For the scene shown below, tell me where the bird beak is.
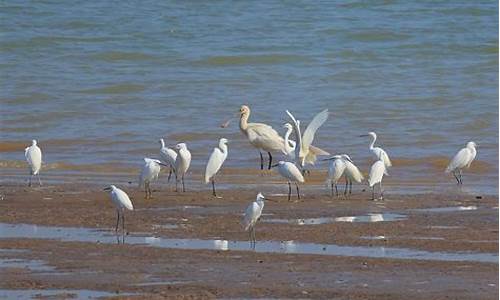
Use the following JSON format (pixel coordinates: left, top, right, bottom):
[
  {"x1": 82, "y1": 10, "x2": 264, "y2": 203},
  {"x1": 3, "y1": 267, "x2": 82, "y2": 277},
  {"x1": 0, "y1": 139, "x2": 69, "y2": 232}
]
[
  {"x1": 103, "y1": 187, "x2": 111, "y2": 191},
  {"x1": 265, "y1": 197, "x2": 277, "y2": 202},
  {"x1": 359, "y1": 134, "x2": 368, "y2": 137},
  {"x1": 159, "y1": 163, "x2": 169, "y2": 167},
  {"x1": 321, "y1": 157, "x2": 335, "y2": 161},
  {"x1": 271, "y1": 163, "x2": 279, "y2": 168}
]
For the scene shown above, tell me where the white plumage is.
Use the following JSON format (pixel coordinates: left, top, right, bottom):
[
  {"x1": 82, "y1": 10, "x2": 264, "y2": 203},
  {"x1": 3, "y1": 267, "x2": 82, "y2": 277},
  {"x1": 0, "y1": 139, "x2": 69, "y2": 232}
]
[
  {"x1": 361, "y1": 132, "x2": 392, "y2": 168},
  {"x1": 239, "y1": 105, "x2": 287, "y2": 170},
  {"x1": 104, "y1": 185, "x2": 133, "y2": 236},
  {"x1": 323, "y1": 155, "x2": 347, "y2": 197},
  {"x1": 139, "y1": 158, "x2": 162, "y2": 199},
  {"x1": 283, "y1": 123, "x2": 330, "y2": 167},
  {"x1": 285, "y1": 110, "x2": 330, "y2": 169},
  {"x1": 175, "y1": 142, "x2": 191, "y2": 192},
  {"x1": 159, "y1": 138, "x2": 177, "y2": 182},
  {"x1": 275, "y1": 161, "x2": 305, "y2": 201},
  {"x1": 204, "y1": 138, "x2": 229, "y2": 197},
  {"x1": 342, "y1": 154, "x2": 364, "y2": 196},
  {"x1": 25, "y1": 139, "x2": 42, "y2": 187},
  {"x1": 368, "y1": 159, "x2": 387, "y2": 200},
  {"x1": 242, "y1": 193, "x2": 266, "y2": 245},
  {"x1": 445, "y1": 141, "x2": 477, "y2": 184}
]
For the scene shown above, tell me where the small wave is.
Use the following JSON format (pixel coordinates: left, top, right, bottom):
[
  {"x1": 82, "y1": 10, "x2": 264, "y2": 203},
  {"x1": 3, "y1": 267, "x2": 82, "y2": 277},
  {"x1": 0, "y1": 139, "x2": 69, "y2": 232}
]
[
  {"x1": 2, "y1": 93, "x2": 51, "y2": 105},
  {"x1": 0, "y1": 160, "x2": 136, "y2": 173},
  {"x1": 90, "y1": 51, "x2": 158, "y2": 62},
  {"x1": 78, "y1": 83, "x2": 147, "y2": 94},
  {"x1": 347, "y1": 30, "x2": 411, "y2": 42},
  {"x1": 195, "y1": 54, "x2": 310, "y2": 66}
]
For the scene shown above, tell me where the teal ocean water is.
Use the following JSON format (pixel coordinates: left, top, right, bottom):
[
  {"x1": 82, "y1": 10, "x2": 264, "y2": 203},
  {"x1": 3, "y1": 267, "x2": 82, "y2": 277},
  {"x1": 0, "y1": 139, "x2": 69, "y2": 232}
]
[{"x1": 0, "y1": 1, "x2": 498, "y2": 194}]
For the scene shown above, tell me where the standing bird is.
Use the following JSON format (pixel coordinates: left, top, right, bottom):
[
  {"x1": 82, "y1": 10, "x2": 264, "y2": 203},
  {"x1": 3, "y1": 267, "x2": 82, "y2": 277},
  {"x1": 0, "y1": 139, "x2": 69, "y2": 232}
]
[
  {"x1": 273, "y1": 161, "x2": 305, "y2": 201},
  {"x1": 139, "y1": 158, "x2": 164, "y2": 199},
  {"x1": 285, "y1": 110, "x2": 330, "y2": 171},
  {"x1": 342, "y1": 154, "x2": 364, "y2": 196},
  {"x1": 239, "y1": 105, "x2": 287, "y2": 170},
  {"x1": 25, "y1": 139, "x2": 42, "y2": 187},
  {"x1": 322, "y1": 155, "x2": 347, "y2": 197},
  {"x1": 103, "y1": 185, "x2": 134, "y2": 241},
  {"x1": 445, "y1": 141, "x2": 477, "y2": 185},
  {"x1": 368, "y1": 158, "x2": 387, "y2": 200},
  {"x1": 242, "y1": 192, "x2": 266, "y2": 247},
  {"x1": 204, "y1": 138, "x2": 229, "y2": 197},
  {"x1": 174, "y1": 143, "x2": 191, "y2": 192},
  {"x1": 159, "y1": 139, "x2": 177, "y2": 183},
  {"x1": 360, "y1": 132, "x2": 392, "y2": 168}
]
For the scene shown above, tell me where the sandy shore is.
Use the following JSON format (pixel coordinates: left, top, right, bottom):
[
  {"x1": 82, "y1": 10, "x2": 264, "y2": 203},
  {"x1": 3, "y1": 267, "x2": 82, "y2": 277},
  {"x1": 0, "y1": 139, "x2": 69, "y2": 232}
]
[{"x1": 0, "y1": 183, "x2": 498, "y2": 299}]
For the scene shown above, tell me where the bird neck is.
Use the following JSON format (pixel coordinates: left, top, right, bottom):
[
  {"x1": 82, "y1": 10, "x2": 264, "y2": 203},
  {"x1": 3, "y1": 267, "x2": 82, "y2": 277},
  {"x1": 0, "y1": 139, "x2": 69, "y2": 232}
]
[
  {"x1": 369, "y1": 135, "x2": 376, "y2": 150},
  {"x1": 239, "y1": 112, "x2": 249, "y2": 131},
  {"x1": 219, "y1": 142, "x2": 228, "y2": 154},
  {"x1": 284, "y1": 128, "x2": 294, "y2": 151}
]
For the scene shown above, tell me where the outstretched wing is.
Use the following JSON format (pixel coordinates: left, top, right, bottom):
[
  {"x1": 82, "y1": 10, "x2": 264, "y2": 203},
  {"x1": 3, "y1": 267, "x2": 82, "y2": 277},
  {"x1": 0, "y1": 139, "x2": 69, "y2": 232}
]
[
  {"x1": 309, "y1": 145, "x2": 330, "y2": 156},
  {"x1": 302, "y1": 109, "x2": 328, "y2": 150},
  {"x1": 286, "y1": 110, "x2": 302, "y2": 164}
]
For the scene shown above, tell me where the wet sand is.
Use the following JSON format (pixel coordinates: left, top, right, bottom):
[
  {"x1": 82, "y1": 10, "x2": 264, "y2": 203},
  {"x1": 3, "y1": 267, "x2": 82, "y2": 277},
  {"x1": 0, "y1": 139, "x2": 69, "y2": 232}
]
[{"x1": 0, "y1": 183, "x2": 498, "y2": 299}]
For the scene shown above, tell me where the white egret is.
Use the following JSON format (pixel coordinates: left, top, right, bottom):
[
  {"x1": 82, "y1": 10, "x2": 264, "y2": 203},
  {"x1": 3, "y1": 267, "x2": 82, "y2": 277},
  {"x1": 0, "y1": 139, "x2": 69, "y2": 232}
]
[
  {"x1": 175, "y1": 143, "x2": 191, "y2": 192},
  {"x1": 368, "y1": 158, "x2": 387, "y2": 200},
  {"x1": 322, "y1": 155, "x2": 347, "y2": 197},
  {"x1": 159, "y1": 139, "x2": 177, "y2": 183},
  {"x1": 242, "y1": 192, "x2": 266, "y2": 246},
  {"x1": 360, "y1": 132, "x2": 392, "y2": 168},
  {"x1": 285, "y1": 110, "x2": 330, "y2": 171},
  {"x1": 139, "y1": 158, "x2": 165, "y2": 199},
  {"x1": 103, "y1": 185, "x2": 134, "y2": 239},
  {"x1": 239, "y1": 105, "x2": 287, "y2": 170},
  {"x1": 342, "y1": 154, "x2": 364, "y2": 196},
  {"x1": 272, "y1": 161, "x2": 305, "y2": 201},
  {"x1": 25, "y1": 139, "x2": 42, "y2": 187},
  {"x1": 445, "y1": 141, "x2": 477, "y2": 184},
  {"x1": 204, "y1": 138, "x2": 229, "y2": 197}
]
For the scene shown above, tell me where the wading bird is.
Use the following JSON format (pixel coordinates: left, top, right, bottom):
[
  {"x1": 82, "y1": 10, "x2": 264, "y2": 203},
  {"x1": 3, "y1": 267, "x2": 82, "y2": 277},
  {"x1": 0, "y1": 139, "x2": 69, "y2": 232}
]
[
  {"x1": 239, "y1": 105, "x2": 287, "y2": 170},
  {"x1": 175, "y1": 143, "x2": 191, "y2": 192},
  {"x1": 322, "y1": 155, "x2": 347, "y2": 197},
  {"x1": 273, "y1": 161, "x2": 305, "y2": 201},
  {"x1": 159, "y1": 139, "x2": 177, "y2": 183},
  {"x1": 139, "y1": 158, "x2": 164, "y2": 199},
  {"x1": 285, "y1": 110, "x2": 330, "y2": 172},
  {"x1": 204, "y1": 138, "x2": 229, "y2": 197},
  {"x1": 360, "y1": 132, "x2": 392, "y2": 168},
  {"x1": 368, "y1": 158, "x2": 387, "y2": 200},
  {"x1": 103, "y1": 185, "x2": 134, "y2": 241},
  {"x1": 445, "y1": 141, "x2": 477, "y2": 185},
  {"x1": 342, "y1": 154, "x2": 364, "y2": 196},
  {"x1": 242, "y1": 192, "x2": 267, "y2": 247},
  {"x1": 25, "y1": 139, "x2": 42, "y2": 187}
]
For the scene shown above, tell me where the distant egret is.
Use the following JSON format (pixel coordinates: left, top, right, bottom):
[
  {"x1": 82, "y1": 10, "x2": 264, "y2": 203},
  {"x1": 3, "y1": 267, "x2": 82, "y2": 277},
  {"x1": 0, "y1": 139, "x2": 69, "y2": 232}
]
[
  {"x1": 159, "y1": 139, "x2": 177, "y2": 183},
  {"x1": 322, "y1": 155, "x2": 347, "y2": 197},
  {"x1": 103, "y1": 185, "x2": 134, "y2": 239},
  {"x1": 445, "y1": 141, "x2": 477, "y2": 184},
  {"x1": 285, "y1": 110, "x2": 330, "y2": 171},
  {"x1": 273, "y1": 161, "x2": 305, "y2": 201},
  {"x1": 239, "y1": 105, "x2": 287, "y2": 170},
  {"x1": 139, "y1": 158, "x2": 165, "y2": 199},
  {"x1": 175, "y1": 143, "x2": 191, "y2": 192},
  {"x1": 242, "y1": 192, "x2": 266, "y2": 246},
  {"x1": 342, "y1": 154, "x2": 364, "y2": 196},
  {"x1": 25, "y1": 139, "x2": 42, "y2": 187},
  {"x1": 204, "y1": 138, "x2": 229, "y2": 197},
  {"x1": 360, "y1": 132, "x2": 392, "y2": 168},
  {"x1": 368, "y1": 159, "x2": 388, "y2": 200}
]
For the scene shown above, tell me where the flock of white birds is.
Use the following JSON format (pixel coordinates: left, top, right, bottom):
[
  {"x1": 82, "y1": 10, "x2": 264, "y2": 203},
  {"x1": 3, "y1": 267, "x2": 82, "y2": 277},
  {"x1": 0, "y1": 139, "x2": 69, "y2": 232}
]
[{"x1": 23, "y1": 105, "x2": 477, "y2": 243}]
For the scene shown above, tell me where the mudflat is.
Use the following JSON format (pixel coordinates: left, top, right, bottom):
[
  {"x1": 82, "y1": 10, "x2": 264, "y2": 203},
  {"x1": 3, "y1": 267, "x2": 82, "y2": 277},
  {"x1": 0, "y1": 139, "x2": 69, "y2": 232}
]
[{"x1": 0, "y1": 183, "x2": 498, "y2": 299}]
